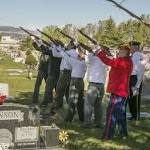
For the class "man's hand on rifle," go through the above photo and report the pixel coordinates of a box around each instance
[31,36,36,41]
[55,45,64,53]
[101,46,112,56]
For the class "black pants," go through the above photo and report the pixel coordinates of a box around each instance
[65,78,84,122]
[54,70,71,108]
[128,75,142,120]
[32,70,48,104]
[42,76,59,105]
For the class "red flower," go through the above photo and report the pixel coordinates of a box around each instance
[0,95,7,105]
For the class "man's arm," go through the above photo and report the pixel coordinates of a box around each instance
[97,50,130,69]
[135,62,145,88]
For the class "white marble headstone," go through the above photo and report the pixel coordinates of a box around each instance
[0,83,9,97]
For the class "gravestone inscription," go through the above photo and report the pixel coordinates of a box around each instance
[0,103,40,149]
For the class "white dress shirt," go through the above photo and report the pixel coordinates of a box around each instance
[52,45,78,70]
[85,53,107,84]
[60,51,87,78]
[132,51,145,88]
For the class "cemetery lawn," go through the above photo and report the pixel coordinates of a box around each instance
[0,52,150,150]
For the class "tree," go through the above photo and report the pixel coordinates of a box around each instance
[42,25,68,44]
[20,37,34,51]
[25,53,37,79]
[20,37,37,79]
[96,17,122,47]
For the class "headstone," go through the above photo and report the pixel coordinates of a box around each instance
[0,83,9,97]
[40,125,60,148]
[0,103,40,149]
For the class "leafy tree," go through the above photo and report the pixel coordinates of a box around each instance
[25,53,37,79]
[20,37,37,79]
[20,37,34,51]
[42,25,68,44]
[96,17,122,47]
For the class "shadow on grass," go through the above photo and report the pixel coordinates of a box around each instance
[57,119,150,150]
[6,91,150,150]
[11,91,44,105]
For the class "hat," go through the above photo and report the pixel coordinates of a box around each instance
[129,41,140,46]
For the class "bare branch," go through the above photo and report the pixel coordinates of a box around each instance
[106,0,150,28]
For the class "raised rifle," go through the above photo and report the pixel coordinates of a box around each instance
[37,29,65,47]
[78,29,110,48]
[78,29,112,56]
[56,28,93,53]
[78,29,98,45]
[20,27,51,46]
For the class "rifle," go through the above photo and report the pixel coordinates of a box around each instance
[20,27,51,46]
[78,29,112,56]
[37,29,65,47]
[56,28,93,53]
[78,29,98,45]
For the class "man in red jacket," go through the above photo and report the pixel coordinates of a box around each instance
[97,45,133,140]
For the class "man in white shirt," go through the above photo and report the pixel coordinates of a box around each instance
[57,46,87,122]
[83,51,107,128]
[51,41,78,111]
[128,41,145,120]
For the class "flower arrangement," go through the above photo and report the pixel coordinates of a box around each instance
[0,95,7,105]
[59,130,69,147]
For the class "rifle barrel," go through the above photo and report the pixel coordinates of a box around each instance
[37,29,64,47]
[20,27,50,46]
[78,29,98,45]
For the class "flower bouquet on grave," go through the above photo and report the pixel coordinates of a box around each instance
[59,130,69,148]
[0,95,7,105]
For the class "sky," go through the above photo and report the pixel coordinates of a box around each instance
[0,0,149,29]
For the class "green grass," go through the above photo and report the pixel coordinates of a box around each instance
[0,51,45,101]
[0,51,25,69]
[0,51,150,150]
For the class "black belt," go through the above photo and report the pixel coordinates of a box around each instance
[62,69,71,73]
[90,82,103,85]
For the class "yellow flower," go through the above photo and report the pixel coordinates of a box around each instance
[59,130,69,142]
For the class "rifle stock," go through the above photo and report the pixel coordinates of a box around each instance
[20,27,50,46]
[37,29,65,47]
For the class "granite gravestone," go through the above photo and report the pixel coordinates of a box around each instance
[0,83,9,97]
[40,125,60,148]
[0,103,40,149]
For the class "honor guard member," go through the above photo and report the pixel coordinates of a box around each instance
[51,40,78,111]
[83,49,107,128]
[128,41,145,120]
[97,46,133,140]
[33,40,62,107]
[56,46,87,122]
[31,38,49,105]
